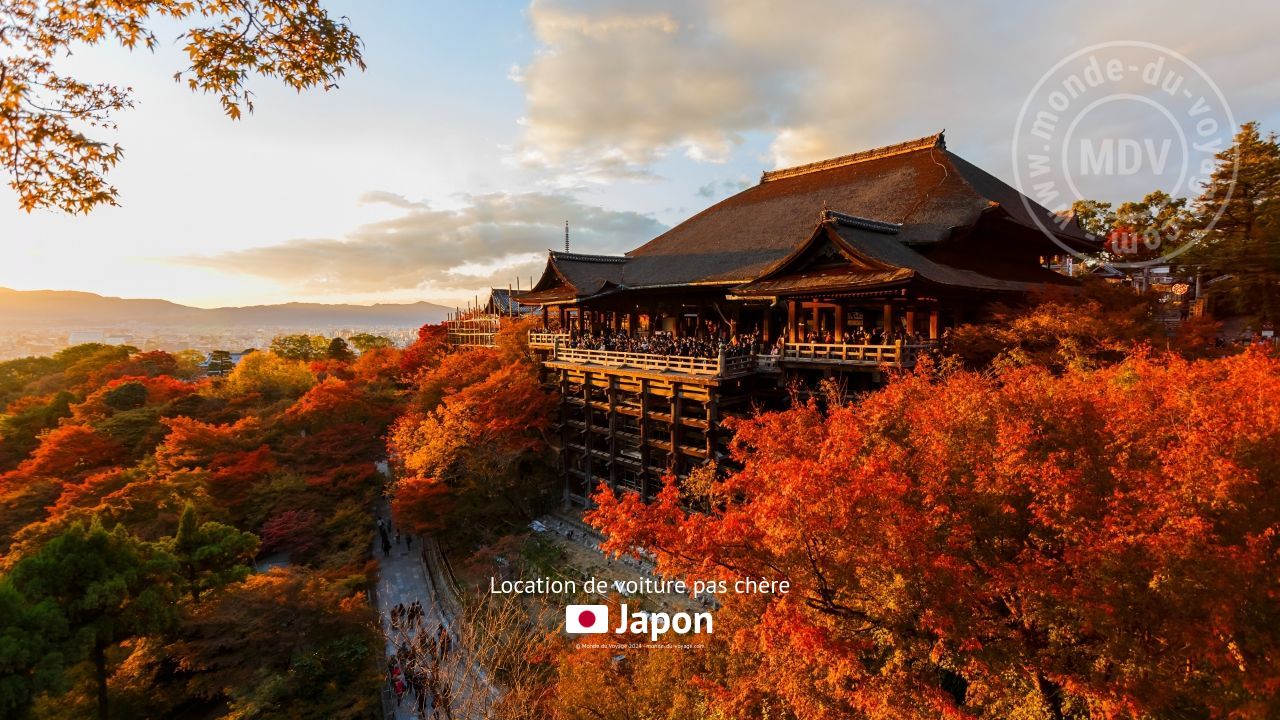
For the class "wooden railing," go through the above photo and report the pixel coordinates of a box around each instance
[528,331,570,349]
[550,346,731,376]
[780,341,936,366]
[531,330,934,375]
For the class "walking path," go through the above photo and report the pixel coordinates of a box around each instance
[372,507,493,719]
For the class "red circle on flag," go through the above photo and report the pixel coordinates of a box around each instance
[578,609,596,627]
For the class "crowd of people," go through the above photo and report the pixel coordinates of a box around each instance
[563,329,760,359]
[386,600,456,719]
[560,326,935,359]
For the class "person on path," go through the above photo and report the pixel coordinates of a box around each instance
[382,537,392,558]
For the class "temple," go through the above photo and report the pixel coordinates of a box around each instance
[479,133,1094,504]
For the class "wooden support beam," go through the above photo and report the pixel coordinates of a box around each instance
[669,384,683,477]
[706,392,719,460]
[905,309,916,337]
[638,378,651,500]
[582,371,593,488]
[834,304,846,342]
[929,308,939,339]
[607,376,618,490]
[788,300,798,343]
[883,303,893,337]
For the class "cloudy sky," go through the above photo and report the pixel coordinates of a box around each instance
[2,0,1278,308]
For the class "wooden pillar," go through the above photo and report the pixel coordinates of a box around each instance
[762,308,772,343]
[541,305,549,329]
[706,393,719,460]
[882,303,893,337]
[611,312,621,332]
[559,369,571,503]
[638,379,651,500]
[905,309,916,339]
[669,384,682,477]
[629,310,638,334]
[581,371,593,489]
[787,300,798,343]
[929,308,939,339]
[607,377,618,490]
[834,304,846,342]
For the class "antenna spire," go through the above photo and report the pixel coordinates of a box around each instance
[564,220,570,252]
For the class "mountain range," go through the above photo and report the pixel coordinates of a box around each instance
[0,287,450,329]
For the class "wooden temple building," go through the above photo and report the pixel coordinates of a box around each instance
[495,133,1094,504]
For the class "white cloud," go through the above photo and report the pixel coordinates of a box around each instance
[514,0,1280,182]
[182,191,666,294]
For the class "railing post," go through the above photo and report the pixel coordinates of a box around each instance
[552,334,560,360]
[717,348,727,375]
[894,339,903,365]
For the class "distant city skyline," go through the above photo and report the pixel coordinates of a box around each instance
[2,0,1279,308]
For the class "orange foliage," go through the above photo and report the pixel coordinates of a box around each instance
[350,345,402,383]
[588,349,1280,719]
[399,323,449,377]
[13,424,123,481]
[154,417,262,473]
[72,375,199,422]
[390,475,451,535]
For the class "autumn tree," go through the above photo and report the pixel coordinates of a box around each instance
[167,567,381,719]
[269,334,329,361]
[390,360,556,531]
[1,0,364,213]
[588,349,1280,720]
[348,332,392,353]
[162,504,258,603]
[7,520,177,720]
[219,350,315,402]
[946,278,1163,371]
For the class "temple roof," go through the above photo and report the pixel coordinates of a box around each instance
[519,132,1096,303]
[734,211,1067,297]
[485,288,537,315]
[520,251,627,303]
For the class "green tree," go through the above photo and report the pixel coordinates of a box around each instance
[0,580,66,718]
[163,504,259,604]
[206,350,235,376]
[8,520,177,720]
[1188,122,1280,320]
[348,333,392,353]
[1071,198,1115,237]
[1,1,364,213]
[269,334,327,361]
[325,336,355,362]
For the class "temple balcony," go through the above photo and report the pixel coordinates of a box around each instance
[774,340,936,367]
[528,331,570,349]
[548,345,756,379]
